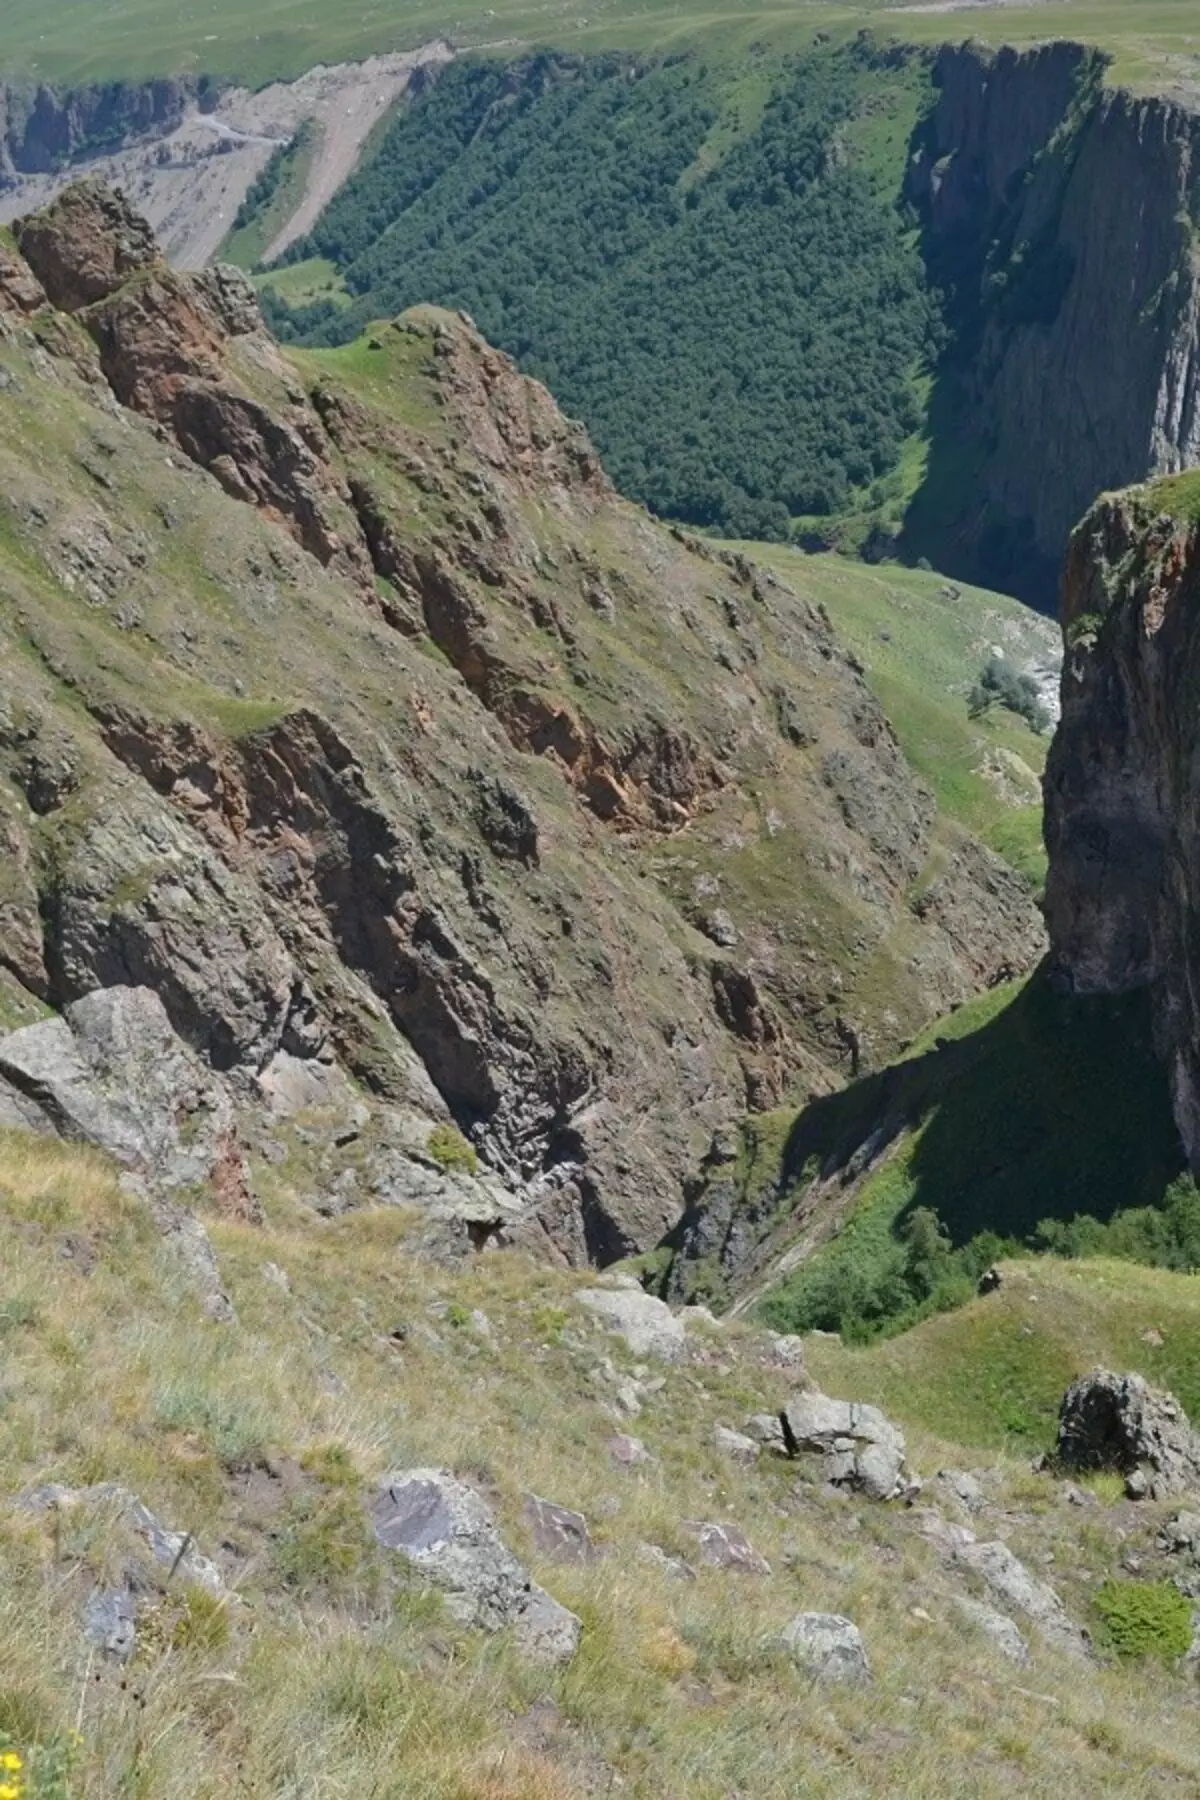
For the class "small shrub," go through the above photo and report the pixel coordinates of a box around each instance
[530,1304,568,1343]
[967,655,1050,733]
[0,1732,77,1800]
[301,1442,360,1489]
[1093,1578,1192,1660]
[427,1124,479,1176]
[271,1489,384,1603]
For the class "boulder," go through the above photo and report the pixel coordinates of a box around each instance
[955,1539,1088,1660]
[782,1390,910,1500]
[523,1494,595,1564]
[608,1433,652,1469]
[713,1425,760,1465]
[0,986,235,1188]
[1057,1369,1200,1498]
[953,1595,1029,1665]
[937,1469,988,1514]
[84,1587,137,1660]
[765,1332,807,1371]
[745,1412,788,1453]
[577,1285,686,1361]
[369,1469,580,1663]
[681,1520,770,1575]
[20,1483,224,1596]
[778,1612,870,1683]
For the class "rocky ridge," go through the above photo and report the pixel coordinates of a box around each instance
[0,179,1044,1262]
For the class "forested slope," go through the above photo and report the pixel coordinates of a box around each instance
[265,43,936,542]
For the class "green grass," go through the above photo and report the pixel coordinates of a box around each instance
[744,971,1184,1339]
[11,1131,1200,1795]
[737,547,1057,884]
[253,255,347,308]
[1140,469,1200,523]
[2,0,1197,93]
[807,1254,1200,1456]
[217,124,320,270]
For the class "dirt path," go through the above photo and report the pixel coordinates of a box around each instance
[0,43,453,270]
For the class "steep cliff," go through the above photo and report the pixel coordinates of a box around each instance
[0,77,206,179]
[910,42,1200,603]
[0,180,1044,1264]
[1044,473,1200,1166]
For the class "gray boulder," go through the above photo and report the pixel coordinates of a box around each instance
[779,1612,870,1683]
[955,1539,1088,1660]
[84,1587,137,1660]
[1057,1369,1200,1499]
[577,1283,686,1361]
[782,1390,910,1500]
[0,986,234,1187]
[21,1483,224,1596]
[370,1469,580,1663]
[953,1595,1029,1666]
[523,1493,596,1564]
[713,1424,760,1464]
[681,1520,770,1574]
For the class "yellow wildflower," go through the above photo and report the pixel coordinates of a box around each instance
[0,1754,20,1771]
[0,1781,21,1799]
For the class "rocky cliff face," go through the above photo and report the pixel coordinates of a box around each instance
[0,78,203,181]
[1044,475,1200,1164]
[0,180,1043,1262]
[911,43,1200,603]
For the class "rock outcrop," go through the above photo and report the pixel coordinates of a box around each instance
[1044,481,1200,1166]
[780,1391,913,1501]
[910,43,1200,602]
[369,1468,581,1662]
[1057,1369,1200,1499]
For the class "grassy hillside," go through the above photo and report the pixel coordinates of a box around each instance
[739,549,1058,886]
[2,0,1198,92]
[8,1128,1200,1797]
[810,1255,1200,1455]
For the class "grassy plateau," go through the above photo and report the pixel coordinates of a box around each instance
[2,0,1199,90]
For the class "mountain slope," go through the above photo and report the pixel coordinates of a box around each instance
[7,1128,1200,1797]
[0,180,1042,1264]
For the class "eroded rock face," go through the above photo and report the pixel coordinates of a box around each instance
[1044,490,1200,1164]
[0,180,1046,1260]
[0,986,234,1186]
[1057,1368,1200,1499]
[910,43,1200,601]
[14,178,158,309]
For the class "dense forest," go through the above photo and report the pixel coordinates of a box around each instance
[262,45,937,542]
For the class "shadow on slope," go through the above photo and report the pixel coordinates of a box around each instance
[668,970,1184,1335]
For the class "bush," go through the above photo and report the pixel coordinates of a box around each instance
[1093,1578,1193,1660]
[426,1124,479,1176]
[1035,1175,1200,1273]
[967,655,1050,733]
